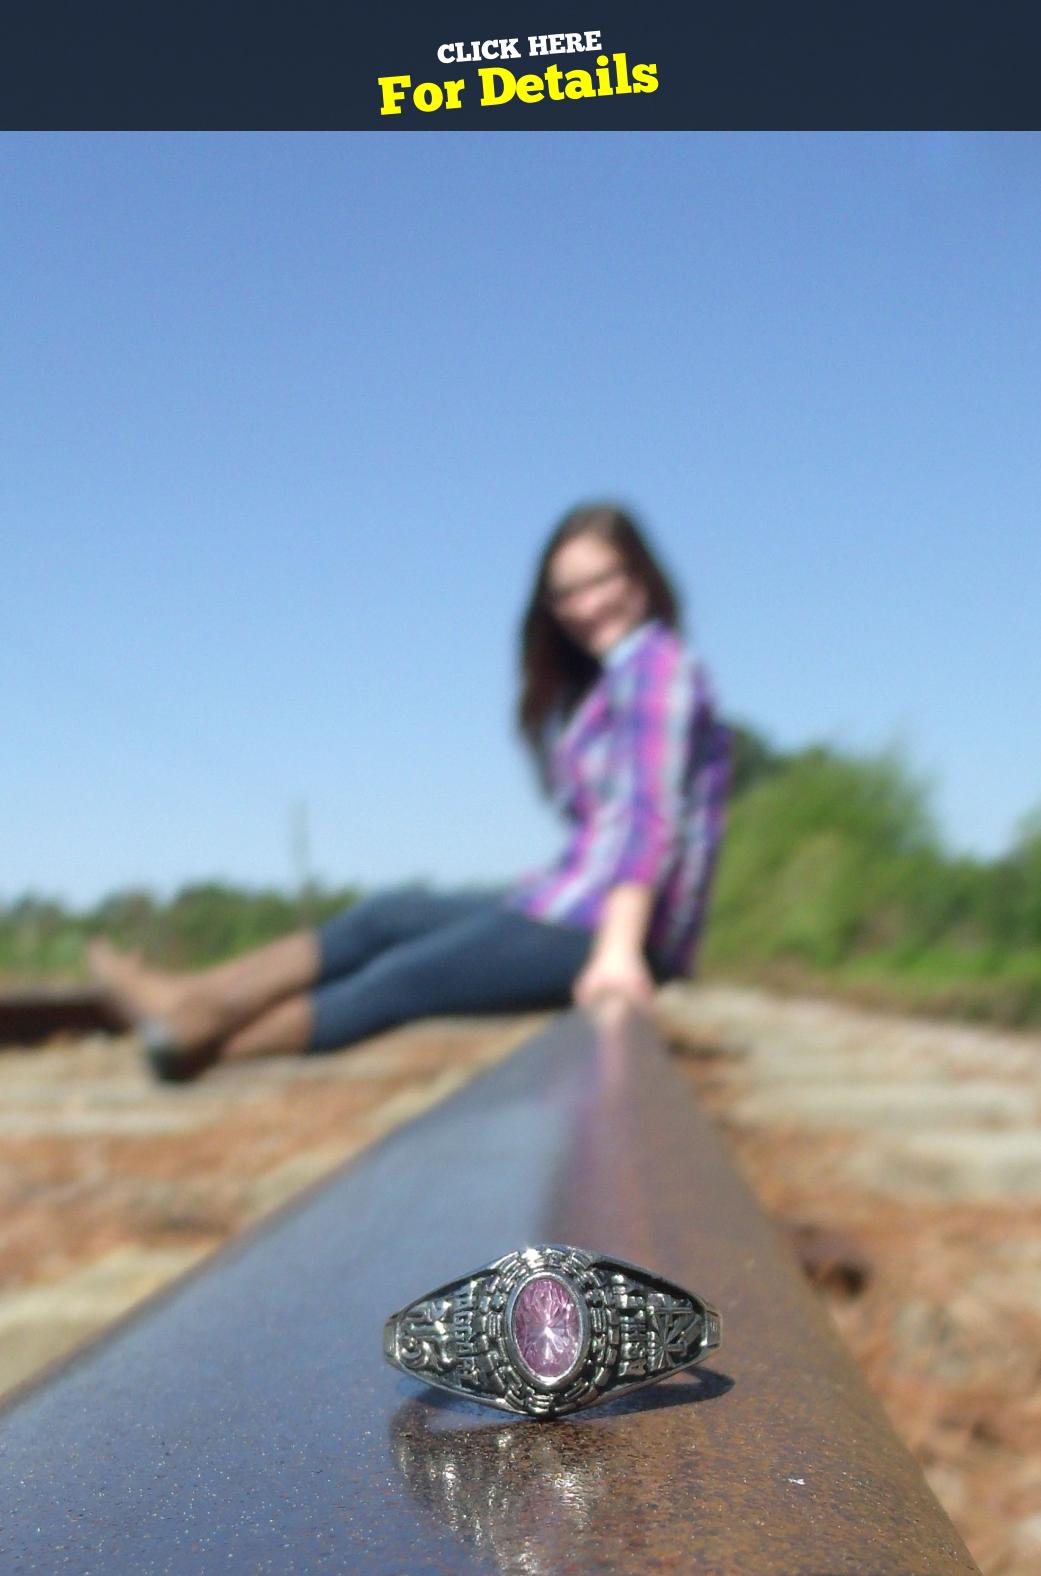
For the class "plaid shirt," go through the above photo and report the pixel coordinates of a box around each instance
[500,616,731,978]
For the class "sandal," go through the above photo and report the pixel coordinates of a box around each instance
[139,1018,221,1083]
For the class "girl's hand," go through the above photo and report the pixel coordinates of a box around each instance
[572,946,657,1011]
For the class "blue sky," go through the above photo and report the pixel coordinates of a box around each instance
[4,132,1039,907]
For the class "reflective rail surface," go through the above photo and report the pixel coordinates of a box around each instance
[0,1003,980,1574]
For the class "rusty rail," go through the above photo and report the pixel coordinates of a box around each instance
[0,986,124,1045]
[0,1002,980,1572]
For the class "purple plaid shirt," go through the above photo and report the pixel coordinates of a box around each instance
[499,616,731,978]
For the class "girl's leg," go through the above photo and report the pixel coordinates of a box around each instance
[216,904,594,1062]
[217,887,515,1060]
[305,905,593,1055]
[313,883,513,985]
[220,992,315,1060]
[88,930,319,1050]
[90,883,509,1052]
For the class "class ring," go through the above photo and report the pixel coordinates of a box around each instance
[383,1243,722,1418]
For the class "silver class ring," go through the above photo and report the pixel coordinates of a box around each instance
[383,1243,722,1418]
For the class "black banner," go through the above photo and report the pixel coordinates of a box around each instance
[2,1,1040,129]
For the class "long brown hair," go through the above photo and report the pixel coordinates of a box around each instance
[517,503,683,794]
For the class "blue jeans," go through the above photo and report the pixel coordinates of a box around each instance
[308,884,597,1054]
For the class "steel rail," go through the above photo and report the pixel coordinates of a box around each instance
[0,986,125,1045]
[0,1000,980,1573]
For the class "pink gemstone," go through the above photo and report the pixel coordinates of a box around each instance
[511,1276,582,1381]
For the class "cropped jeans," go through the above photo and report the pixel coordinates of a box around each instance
[308,882,672,1054]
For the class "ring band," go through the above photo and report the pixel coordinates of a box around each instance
[384,1243,721,1418]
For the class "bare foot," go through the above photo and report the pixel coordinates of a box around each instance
[87,939,221,1051]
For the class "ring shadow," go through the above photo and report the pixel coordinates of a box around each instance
[408,1361,733,1421]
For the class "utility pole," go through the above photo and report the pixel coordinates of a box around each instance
[290,800,315,926]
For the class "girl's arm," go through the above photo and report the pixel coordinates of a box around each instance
[593,881,655,954]
[573,637,698,1007]
[573,881,657,1008]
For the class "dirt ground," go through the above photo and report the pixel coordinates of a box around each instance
[2,985,1039,1574]
[655,983,1041,1576]
[0,1013,549,1397]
